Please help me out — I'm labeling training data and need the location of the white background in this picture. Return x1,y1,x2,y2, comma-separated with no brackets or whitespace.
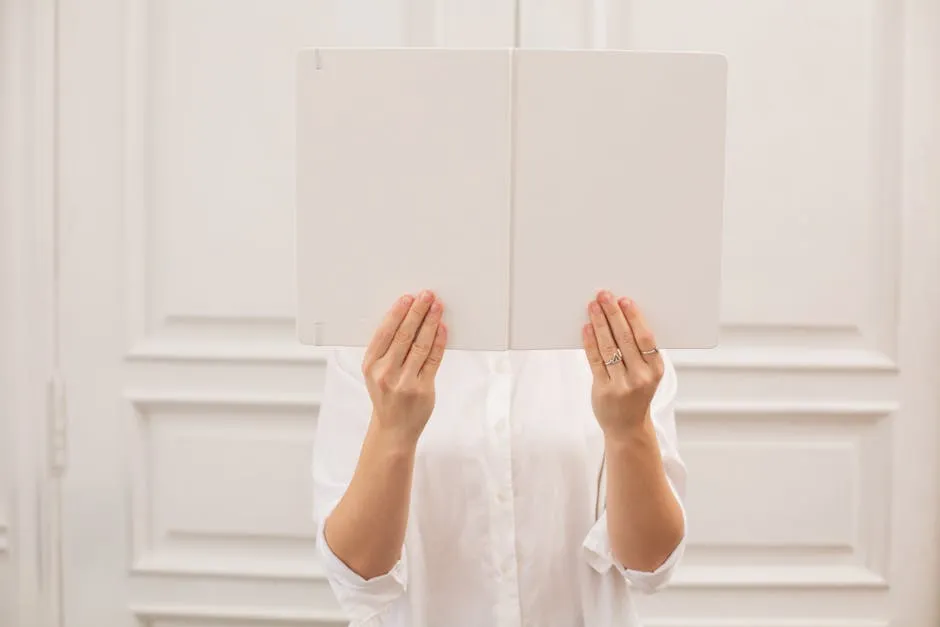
2,0,939,626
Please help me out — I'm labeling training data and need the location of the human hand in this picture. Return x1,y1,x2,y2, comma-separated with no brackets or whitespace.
362,290,447,446
582,291,664,441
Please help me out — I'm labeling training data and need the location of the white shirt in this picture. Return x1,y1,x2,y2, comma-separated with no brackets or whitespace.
312,348,687,627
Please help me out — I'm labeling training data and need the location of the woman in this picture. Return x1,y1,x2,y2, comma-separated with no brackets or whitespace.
312,289,687,627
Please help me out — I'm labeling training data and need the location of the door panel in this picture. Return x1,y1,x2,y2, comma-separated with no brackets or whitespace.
519,0,907,620
58,1,517,625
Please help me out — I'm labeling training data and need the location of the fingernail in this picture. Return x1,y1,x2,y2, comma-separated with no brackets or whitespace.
401,294,414,305
621,298,633,310
421,290,434,302
430,301,442,313
589,302,601,314
597,291,610,304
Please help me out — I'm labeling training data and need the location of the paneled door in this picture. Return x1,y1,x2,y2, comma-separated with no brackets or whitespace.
55,1,515,626
56,0,939,626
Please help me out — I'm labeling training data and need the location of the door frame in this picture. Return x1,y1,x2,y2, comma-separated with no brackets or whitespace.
893,0,940,624
1,0,59,625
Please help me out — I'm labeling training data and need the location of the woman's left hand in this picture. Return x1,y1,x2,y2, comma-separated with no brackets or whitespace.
582,290,665,440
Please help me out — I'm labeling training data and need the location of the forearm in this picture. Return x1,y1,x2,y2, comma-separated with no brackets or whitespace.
324,418,417,579
604,414,684,572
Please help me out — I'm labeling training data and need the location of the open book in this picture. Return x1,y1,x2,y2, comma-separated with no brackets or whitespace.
296,48,727,350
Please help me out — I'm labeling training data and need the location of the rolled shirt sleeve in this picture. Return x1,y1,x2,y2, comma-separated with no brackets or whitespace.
312,348,408,623
581,351,688,594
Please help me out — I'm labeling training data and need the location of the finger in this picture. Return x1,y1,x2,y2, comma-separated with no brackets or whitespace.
597,290,643,369
403,299,443,376
386,290,435,365
419,323,448,379
589,300,626,377
582,323,609,381
364,294,414,368
620,297,664,377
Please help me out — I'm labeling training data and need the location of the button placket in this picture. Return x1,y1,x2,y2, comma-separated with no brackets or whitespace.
486,353,521,627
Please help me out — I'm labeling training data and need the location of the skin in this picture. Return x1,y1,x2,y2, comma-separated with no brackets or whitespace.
324,288,683,579
323,290,447,579
582,290,685,572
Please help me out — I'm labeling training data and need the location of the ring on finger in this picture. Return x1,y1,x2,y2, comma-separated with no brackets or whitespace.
604,348,623,366
640,347,659,356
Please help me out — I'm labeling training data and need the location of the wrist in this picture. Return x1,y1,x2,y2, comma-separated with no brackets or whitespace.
603,411,655,451
369,414,421,455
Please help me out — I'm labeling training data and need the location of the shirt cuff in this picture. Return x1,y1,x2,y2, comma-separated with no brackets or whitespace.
581,478,687,594
316,516,407,624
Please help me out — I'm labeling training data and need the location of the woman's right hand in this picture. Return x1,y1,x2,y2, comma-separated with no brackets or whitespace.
362,290,447,446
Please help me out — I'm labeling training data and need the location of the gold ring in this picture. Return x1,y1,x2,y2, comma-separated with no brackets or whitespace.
604,349,623,366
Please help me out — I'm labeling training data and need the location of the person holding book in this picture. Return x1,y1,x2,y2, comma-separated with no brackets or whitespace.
312,288,686,627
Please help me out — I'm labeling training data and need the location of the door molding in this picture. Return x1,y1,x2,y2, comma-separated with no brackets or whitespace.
894,0,940,623
1,0,59,625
